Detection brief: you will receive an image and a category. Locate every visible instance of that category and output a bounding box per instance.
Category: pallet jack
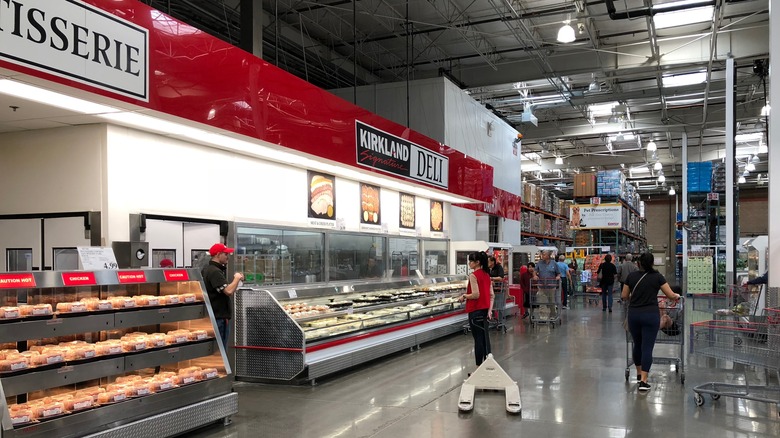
[457,353,522,414]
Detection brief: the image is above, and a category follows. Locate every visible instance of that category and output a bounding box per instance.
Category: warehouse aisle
[187,305,779,438]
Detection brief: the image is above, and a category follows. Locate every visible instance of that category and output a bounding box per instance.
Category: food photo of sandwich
[308,171,335,219]
[360,183,380,224]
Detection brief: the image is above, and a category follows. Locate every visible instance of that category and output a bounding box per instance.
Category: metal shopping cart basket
[690,307,780,416]
[529,278,561,328]
[624,295,686,384]
[490,281,511,333]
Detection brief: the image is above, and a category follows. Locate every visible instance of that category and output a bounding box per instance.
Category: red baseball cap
[209,243,235,256]
[159,258,174,268]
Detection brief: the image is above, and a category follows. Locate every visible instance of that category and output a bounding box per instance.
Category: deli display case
[0,269,237,438]
[234,276,468,383]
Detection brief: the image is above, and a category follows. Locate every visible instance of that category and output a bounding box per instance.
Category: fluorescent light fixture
[738,175,746,184]
[0,79,120,115]
[523,163,543,172]
[609,132,635,142]
[662,72,706,88]
[555,156,564,165]
[646,141,657,152]
[746,162,756,172]
[653,1,714,29]
[658,174,666,183]
[589,102,618,117]
[654,162,662,171]
[669,187,676,195]
[735,132,764,142]
[630,166,650,174]
[557,22,576,43]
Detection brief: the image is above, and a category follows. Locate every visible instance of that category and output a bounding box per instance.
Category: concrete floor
[186,305,780,438]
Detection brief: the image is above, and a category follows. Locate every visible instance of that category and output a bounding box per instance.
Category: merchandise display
[688,253,715,294]
[235,277,468,382]
[0,269,236,438]
[521,182,572,252]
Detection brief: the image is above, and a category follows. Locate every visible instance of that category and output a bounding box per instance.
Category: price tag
[288,289,298,299]
[77,247,119,270]
[707,193,719,201]
[591,197,601,205]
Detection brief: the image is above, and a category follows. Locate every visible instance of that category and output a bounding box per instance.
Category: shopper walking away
[535,250,561,318]
[519,262,536,318]
[621,252,680,391]
[557,254,572,309]
[202,243,244,349]
[458,251,494,367]
[596,254,618,312]
[618,253,638,291]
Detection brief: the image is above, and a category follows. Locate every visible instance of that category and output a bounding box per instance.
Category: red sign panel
[62,272,97,286]
[117,271,147,284]
[163,270,190,282]
[0,273,36,289]
[455,187,521,221]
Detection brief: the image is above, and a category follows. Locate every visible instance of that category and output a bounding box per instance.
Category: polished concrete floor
[187,303,780,438]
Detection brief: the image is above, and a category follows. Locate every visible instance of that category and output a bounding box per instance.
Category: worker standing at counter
[202,243,244,350]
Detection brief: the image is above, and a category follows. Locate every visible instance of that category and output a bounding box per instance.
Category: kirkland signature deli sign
[0,0,149,100]
[356,121,449,189]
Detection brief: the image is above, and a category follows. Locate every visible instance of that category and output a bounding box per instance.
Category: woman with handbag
[596,254,618,312]
[458,251,494,367]
[621,253,681,391]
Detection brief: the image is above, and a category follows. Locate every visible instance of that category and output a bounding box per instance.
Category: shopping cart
[529,278,561,328]
[690,307,780,415]
[624,295,685,384]
[490,281,511,332]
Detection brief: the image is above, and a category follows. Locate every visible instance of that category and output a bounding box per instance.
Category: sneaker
[636,376,641,382]
[609,308,613,313]
[562,306,569,310]
[638,381,651,392]
[603,308,607,312]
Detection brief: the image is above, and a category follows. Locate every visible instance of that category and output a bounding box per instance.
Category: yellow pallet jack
[457,353,522,414]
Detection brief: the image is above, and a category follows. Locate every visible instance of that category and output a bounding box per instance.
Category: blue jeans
[627,310,661,372]
[216,318,231,350]
[601,284,613,309]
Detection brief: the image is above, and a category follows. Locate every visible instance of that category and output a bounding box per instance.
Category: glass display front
[328,233,385,280]
[388,237,419,277]
[235,227,324,285]
[423,240,448,276]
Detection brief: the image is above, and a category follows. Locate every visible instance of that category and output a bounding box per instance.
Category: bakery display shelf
[0,304,206,344]
[0,314,53,325]
[235,276,468,383]
[5,377,234,438]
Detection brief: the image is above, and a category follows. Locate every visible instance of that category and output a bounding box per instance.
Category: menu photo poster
[399,192,416,230]
[308,170,336,222]
[360,183,381,225]
[430,200,444,232]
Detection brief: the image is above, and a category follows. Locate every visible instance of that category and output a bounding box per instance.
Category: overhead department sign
[0,0,149,100]
[356,121,449,189]
[569,203,622,229]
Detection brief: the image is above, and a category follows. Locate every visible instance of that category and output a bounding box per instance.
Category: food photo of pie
[430,201,443,231]
[360,183,380,224]
[400,193,415,229]
[308,172,335,219]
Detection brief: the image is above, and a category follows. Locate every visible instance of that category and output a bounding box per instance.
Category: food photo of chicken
[309,172,335,218]
[361,183,380,224]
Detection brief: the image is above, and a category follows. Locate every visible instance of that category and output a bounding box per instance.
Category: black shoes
[609,308,613,313]
[638,381,651,392]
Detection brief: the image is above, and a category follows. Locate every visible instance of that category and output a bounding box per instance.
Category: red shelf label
[62,272,97,286]
[0,273,36,289]
[163,270,190,282]
[117,271,147,284]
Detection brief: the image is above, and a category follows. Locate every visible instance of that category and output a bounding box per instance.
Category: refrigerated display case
[233,276,467,383]
[0,269,236,438]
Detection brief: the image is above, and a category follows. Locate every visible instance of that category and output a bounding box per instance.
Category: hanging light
[654,161,662,171]
[555,156,564,165]
[658,174,666,183]
[750,154,759,163]
[668,187,676,195]
[761,104,771,117]
[588,73,601,92]
[742,169,750,177]
[738,175,746,184]
[646,140,657,152]
[557,21,576,43]
[746,162,756,172]
[759,140,768,154]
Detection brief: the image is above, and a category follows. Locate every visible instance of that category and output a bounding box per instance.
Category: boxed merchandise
[574,173,597,197]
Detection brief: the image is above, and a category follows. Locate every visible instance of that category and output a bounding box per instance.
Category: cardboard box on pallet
[574,173,596,197]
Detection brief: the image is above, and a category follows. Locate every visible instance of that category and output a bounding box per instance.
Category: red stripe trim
[233,346,304,352]
[306,311,466,353]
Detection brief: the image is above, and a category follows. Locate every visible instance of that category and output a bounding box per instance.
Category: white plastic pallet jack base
[457,354,522,414]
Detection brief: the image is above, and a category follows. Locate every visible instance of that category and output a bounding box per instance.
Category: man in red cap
[202,243,244,350]
[159,258,174,268]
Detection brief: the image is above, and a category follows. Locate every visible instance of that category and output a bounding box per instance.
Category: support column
[725,57,736,289]
[682,132,688,292]
[769,1,779,307]
[240,0,263,58]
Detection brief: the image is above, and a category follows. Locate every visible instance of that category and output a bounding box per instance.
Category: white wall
[0,125,105,214]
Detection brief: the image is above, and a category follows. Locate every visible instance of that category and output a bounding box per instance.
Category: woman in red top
[459,251,495,366]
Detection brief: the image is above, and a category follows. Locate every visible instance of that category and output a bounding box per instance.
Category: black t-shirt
[626,270,667,313]
[490,264,505,280]
[202,261,231,319]
[597,262,617,286]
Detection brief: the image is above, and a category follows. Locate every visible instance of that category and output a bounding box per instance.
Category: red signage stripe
[163,270,190,282]
[0,273,36,289]
[117,271,147,284]
[62,272,97,286]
